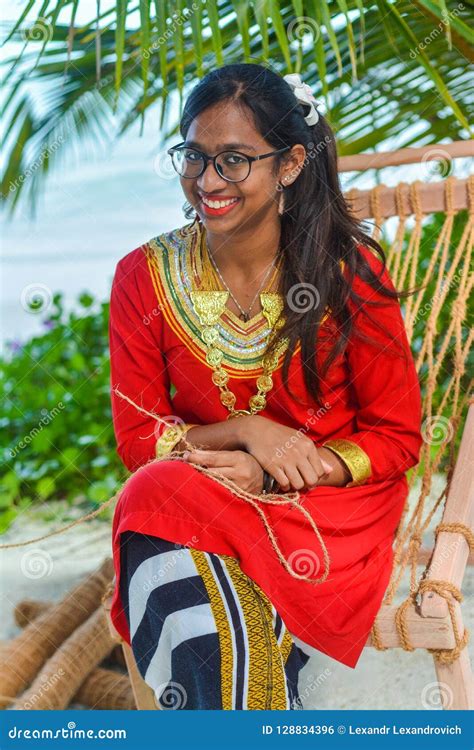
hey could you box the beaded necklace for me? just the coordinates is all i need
[190,224,288,419]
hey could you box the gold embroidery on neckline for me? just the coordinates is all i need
[144,225,296,375]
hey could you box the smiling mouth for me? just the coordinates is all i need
[200,196,241,208]
[198,196,242,217]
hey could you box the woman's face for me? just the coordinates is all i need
[179,101,301,234]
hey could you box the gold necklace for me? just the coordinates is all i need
[190,224,288,419]
[206,241,279,322]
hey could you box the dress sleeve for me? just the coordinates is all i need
[108,248,176,473]
[322,245,423,486]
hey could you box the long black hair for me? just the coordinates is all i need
[179,63,423,409]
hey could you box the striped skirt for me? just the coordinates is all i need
[119,530,311,710]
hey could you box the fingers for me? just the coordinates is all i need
[183,447,331,494]
[268,450,333,492]
[295,457,321,488]
[198,466,232,482]
[306,445,332,478]
[280,463,306,491]
[200,466,265,496]
[203,466,235,480]
[183,449,238,467]
[267,465,293,491]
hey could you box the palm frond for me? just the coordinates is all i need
[2,0,472,216]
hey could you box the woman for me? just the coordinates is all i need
[108,63,423,710]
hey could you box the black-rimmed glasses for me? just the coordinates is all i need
[167,141,291,183]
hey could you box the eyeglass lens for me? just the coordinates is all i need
[171,148,251,182]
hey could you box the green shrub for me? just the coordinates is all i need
[0,292,124,531]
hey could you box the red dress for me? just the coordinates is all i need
[108,222,423,669]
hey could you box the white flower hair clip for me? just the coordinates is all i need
[283,73,320,126]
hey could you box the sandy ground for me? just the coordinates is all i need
[1,474,472,711]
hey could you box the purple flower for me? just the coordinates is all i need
[7,340,23,353]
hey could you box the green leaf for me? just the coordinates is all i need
[268,0,292,71]
[139,0,151,123]
[114,0,129,108]
[253,0,269,60]
[205,0,224,66]
[59,446,81,466]
[79,292,94,308]
[189,0,204,77]
[0,492,15,510]
[376,0,472,134]
[0,508,18,534]
[232,1,251,60]
[88,478,117,503]
[36,475,56,499]
[2,470,20,493]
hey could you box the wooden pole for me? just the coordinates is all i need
[339,140,474,172]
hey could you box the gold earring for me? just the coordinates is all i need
[278,191,285,216]
[278,177,290,216]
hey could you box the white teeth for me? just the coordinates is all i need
[201,197,239,209]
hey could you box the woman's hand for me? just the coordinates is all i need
[234,415,351,491]
[182,449,265,494]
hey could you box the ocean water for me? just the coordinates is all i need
[1,115,186,351]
